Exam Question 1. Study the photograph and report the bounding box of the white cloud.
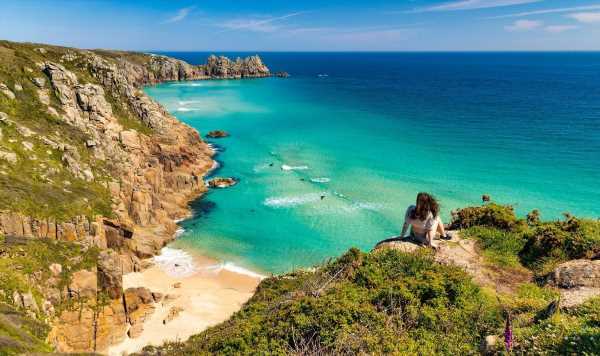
[544,25,578,33]
[410,0,542,13]
[217,12,306,33]
[163,6,194,24]
[488,4,600,18]
[505,19,543,31]
[567,12,600,23]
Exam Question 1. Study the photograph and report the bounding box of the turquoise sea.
[145,52,600,274]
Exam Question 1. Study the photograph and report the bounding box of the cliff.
[0,40,269,354]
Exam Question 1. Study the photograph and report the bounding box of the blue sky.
[1,0,600,51]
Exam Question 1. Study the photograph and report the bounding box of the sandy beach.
[108,248,262,356]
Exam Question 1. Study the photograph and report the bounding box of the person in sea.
[400,192,450,248]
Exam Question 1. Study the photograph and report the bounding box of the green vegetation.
[0,303,52,355]
[0,234,101,355]
[0,235,99,315]
[458,204,600,275]
[139,203,600,355]
[450,203,518,230]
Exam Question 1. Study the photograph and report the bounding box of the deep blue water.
[146,52,600,273]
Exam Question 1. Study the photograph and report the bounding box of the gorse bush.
[521,217,600,274]
[450,203,517,230]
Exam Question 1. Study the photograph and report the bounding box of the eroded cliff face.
[0,41,270,353]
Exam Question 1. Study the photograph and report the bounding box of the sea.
[144,52,600,274]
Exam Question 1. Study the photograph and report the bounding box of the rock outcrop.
[546,259,600,308]
[206,130,229,138]
[207,177,238,188]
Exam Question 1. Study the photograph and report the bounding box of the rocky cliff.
[0,40,269,354]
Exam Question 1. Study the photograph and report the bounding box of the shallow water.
[145,52,600,273]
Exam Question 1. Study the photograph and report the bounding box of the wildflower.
[504,312,513,352]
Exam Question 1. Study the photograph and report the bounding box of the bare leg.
[436,218,446,237]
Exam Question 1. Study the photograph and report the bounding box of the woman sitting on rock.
[400,192,449,248]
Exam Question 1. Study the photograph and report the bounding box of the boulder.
[0,150,17,164]
[0,112,10,124]
[123,287,154,314]
[275,71,290,78]
[14,83,23,91]
[373,239,422,254]
[206,130,229,138]
[97,250,123,299]
[22,141,34,151]
[548,259,600,289]
[120,130,141,150]
[16,125,34,137]
[163,306,184,324]
[480,335,499,355]
[0,83,15,99]
[207,177,237,188]
[75,83,113,121]
[49,263,62,276]
[32,77,46,88]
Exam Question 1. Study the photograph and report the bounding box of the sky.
[1,0,600,51]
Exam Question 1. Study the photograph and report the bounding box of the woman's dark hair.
[411,192,439,220]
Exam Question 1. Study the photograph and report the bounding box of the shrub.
[450,203,517,230]
[520,218,600,273]
[143,249,502,355]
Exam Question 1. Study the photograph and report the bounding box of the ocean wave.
[281,164,309,171]
[253,163,272,172]
[201,261,265,279]
[310,177,330,183]
[353,202,384,211]
[153,247,197,278]
[264,193,323,208]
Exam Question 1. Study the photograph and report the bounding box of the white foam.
[175,227,185,237]
[310,177,330,183]
[176,107,193,112]
[281,164,309,171]
[201,261,265,279]
[353,202,384,211]
[207,160,220,173]
[264,193,323,208]
[153,247,197,278]
[222,262,266,279]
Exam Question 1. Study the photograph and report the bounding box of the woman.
[400,192,449,247]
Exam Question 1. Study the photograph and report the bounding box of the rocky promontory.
[0,40,270,354]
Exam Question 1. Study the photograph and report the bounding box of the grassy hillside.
[0,233,101,355]
[140,204,600,355]
[0,40,152,219]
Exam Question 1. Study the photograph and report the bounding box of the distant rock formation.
[202,55,270,79]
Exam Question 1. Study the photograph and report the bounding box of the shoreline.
[107,246,262,355]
